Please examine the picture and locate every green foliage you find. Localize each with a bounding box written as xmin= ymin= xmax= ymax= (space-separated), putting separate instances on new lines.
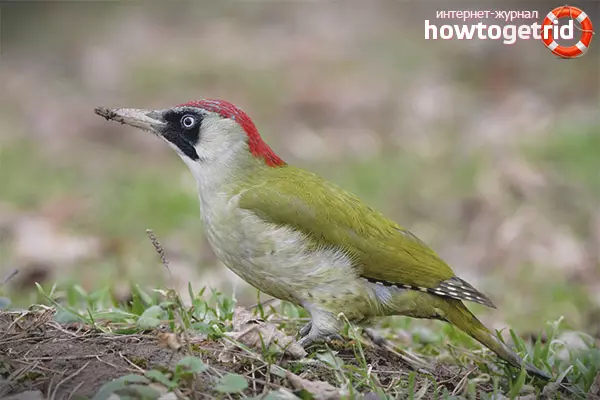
xmin=5 ymin=282 xmax=600 ymax=398
xmin=145 ymin=369 xmax=177 ymax=389
xmin=32 ymin=281 xmax=237 ymax=334
xmin=214 ymin=373 xmax=248 ymax=393
xmin=176 ymin=356 xmax=208 ymax=374
xmin=93 ymin=374 xmax=151 ymax=400
xmin=137 ymin=305 xmax=167 ymax=329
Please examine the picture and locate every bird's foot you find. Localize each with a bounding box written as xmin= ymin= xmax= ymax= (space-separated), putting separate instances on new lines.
xmin=298 ymin=332 xmax=344 ymax=349
xmin=299 ymin=321 xmax=312 ymax=338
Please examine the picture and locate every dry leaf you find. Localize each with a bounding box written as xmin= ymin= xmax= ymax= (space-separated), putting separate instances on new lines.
xmin=157 ymin=332 xmax=182 ymax=351
xmin=285 ymin=370 xmax=340 ymax=400
xmin=222 ymin=307 xmax=306 ymax=360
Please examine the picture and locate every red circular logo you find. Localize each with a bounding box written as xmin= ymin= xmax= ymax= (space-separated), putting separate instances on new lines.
xmin=542 ymin=6 xmax=594 ymax=58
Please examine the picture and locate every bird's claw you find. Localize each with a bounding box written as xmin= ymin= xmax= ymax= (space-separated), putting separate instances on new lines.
xmin=298 ymin=333 xmax=344 ymax=349
xmin=299 ymin=322 xmax=312 ymax=338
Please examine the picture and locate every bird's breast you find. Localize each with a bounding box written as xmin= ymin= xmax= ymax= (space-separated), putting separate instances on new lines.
xmin=198 ymin=194 xmax=357 ymax=302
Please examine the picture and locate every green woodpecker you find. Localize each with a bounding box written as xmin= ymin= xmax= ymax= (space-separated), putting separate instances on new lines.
xmin=95 ymin=100 xmax=549 ymax=379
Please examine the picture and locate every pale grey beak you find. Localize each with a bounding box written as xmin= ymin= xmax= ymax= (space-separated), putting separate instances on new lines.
xmin=94 ymin=107 xmax=166 ymax=134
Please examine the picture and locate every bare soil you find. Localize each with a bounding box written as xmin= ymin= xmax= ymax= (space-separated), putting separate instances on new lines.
xmin=0 ymin=309 xmax=471 ymax=399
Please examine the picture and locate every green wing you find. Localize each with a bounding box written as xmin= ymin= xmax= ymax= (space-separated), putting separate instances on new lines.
xmin=238 ymin=165 xmax=495 ymax=308
xmin=238 ymin=165 xmax=456 ymax=289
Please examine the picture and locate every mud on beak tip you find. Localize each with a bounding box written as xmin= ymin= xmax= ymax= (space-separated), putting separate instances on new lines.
xmin=94 ymin=107 xmax=165 ymax=132
xmin=94 ymin=107 xmax=116 ymax=121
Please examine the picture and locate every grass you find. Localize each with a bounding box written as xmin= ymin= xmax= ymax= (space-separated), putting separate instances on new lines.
xmin=0 ymin=275 xmax=597 ymax=399
xmin=1 ymin=227 xmax=598 ymax=398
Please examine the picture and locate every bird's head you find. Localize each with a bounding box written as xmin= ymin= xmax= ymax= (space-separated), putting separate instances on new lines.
xmin=95 ymin=99 xmax=285 ymax=172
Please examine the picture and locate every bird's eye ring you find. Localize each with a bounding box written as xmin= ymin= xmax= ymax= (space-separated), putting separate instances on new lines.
xmin=181 ymin=115 xmax=196 ymax=129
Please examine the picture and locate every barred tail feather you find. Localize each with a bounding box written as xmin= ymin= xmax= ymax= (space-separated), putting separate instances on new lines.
xmin=433 ymin=276 xmax=496 ymax=308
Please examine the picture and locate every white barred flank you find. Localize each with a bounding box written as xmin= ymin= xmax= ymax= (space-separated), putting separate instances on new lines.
xmin=363 ymin=275 xmax=496 ymax=308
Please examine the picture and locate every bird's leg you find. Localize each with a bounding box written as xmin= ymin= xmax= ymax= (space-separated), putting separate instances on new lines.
xmin=297 ymin=307 xmax=343 ymax=349
xmin=299 ymin=321 xmax=312 ymax=338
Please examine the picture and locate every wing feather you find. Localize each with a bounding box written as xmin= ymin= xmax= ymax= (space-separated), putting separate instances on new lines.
xmin=238 ymin=166 xmax=494 ymax=307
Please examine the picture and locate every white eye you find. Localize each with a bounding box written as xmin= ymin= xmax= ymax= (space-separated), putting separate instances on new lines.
xmin=181 ymin=115 xmax=196 ymax=128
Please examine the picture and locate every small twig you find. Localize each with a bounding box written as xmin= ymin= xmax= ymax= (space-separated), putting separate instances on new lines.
xmin=50 ymin=361 xmax=90 ymax=400
xmin=21 ymin=355 xmax=101 ymax=361
xmin=1 ymin=310 xmax=41 ymax=340
xmin=95 ymin=354 xmax=125 ymax=372
xmin=2 ymin=364 xmax=35 ymax=396
xmin=251 ymin=361 xmax=257 ymax=393
xmin=146 ymin=229 xmax=171 ymax=276
xmin=47 ymin=375 xmax=56 ymax=400
xmin=118 ymin=351 xmax=147 ymax=373
xmin=0 ymin=336 xmax=45 ymax=346
xmin=68 ymin=381 xmax=86 ymax=400
xmin=6 ymin=359 xmax=56 ymax=374
xmin=451 ymin=366 xmax=477 ymax=396
xmin=46 ymin=321 xmax=85 ymax=338
xmin=0 ymin=269 xmax=18 ymax=289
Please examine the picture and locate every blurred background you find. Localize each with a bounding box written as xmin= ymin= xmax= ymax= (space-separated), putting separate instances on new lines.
xmin=0 ymin=1 xmax=598 ymax=337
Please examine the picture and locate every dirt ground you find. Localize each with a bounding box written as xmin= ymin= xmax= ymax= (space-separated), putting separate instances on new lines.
xmin=0 ymin=309 xmax=477 ymax=399
xmin=0 ymin=309 xmax=191 ymax=399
